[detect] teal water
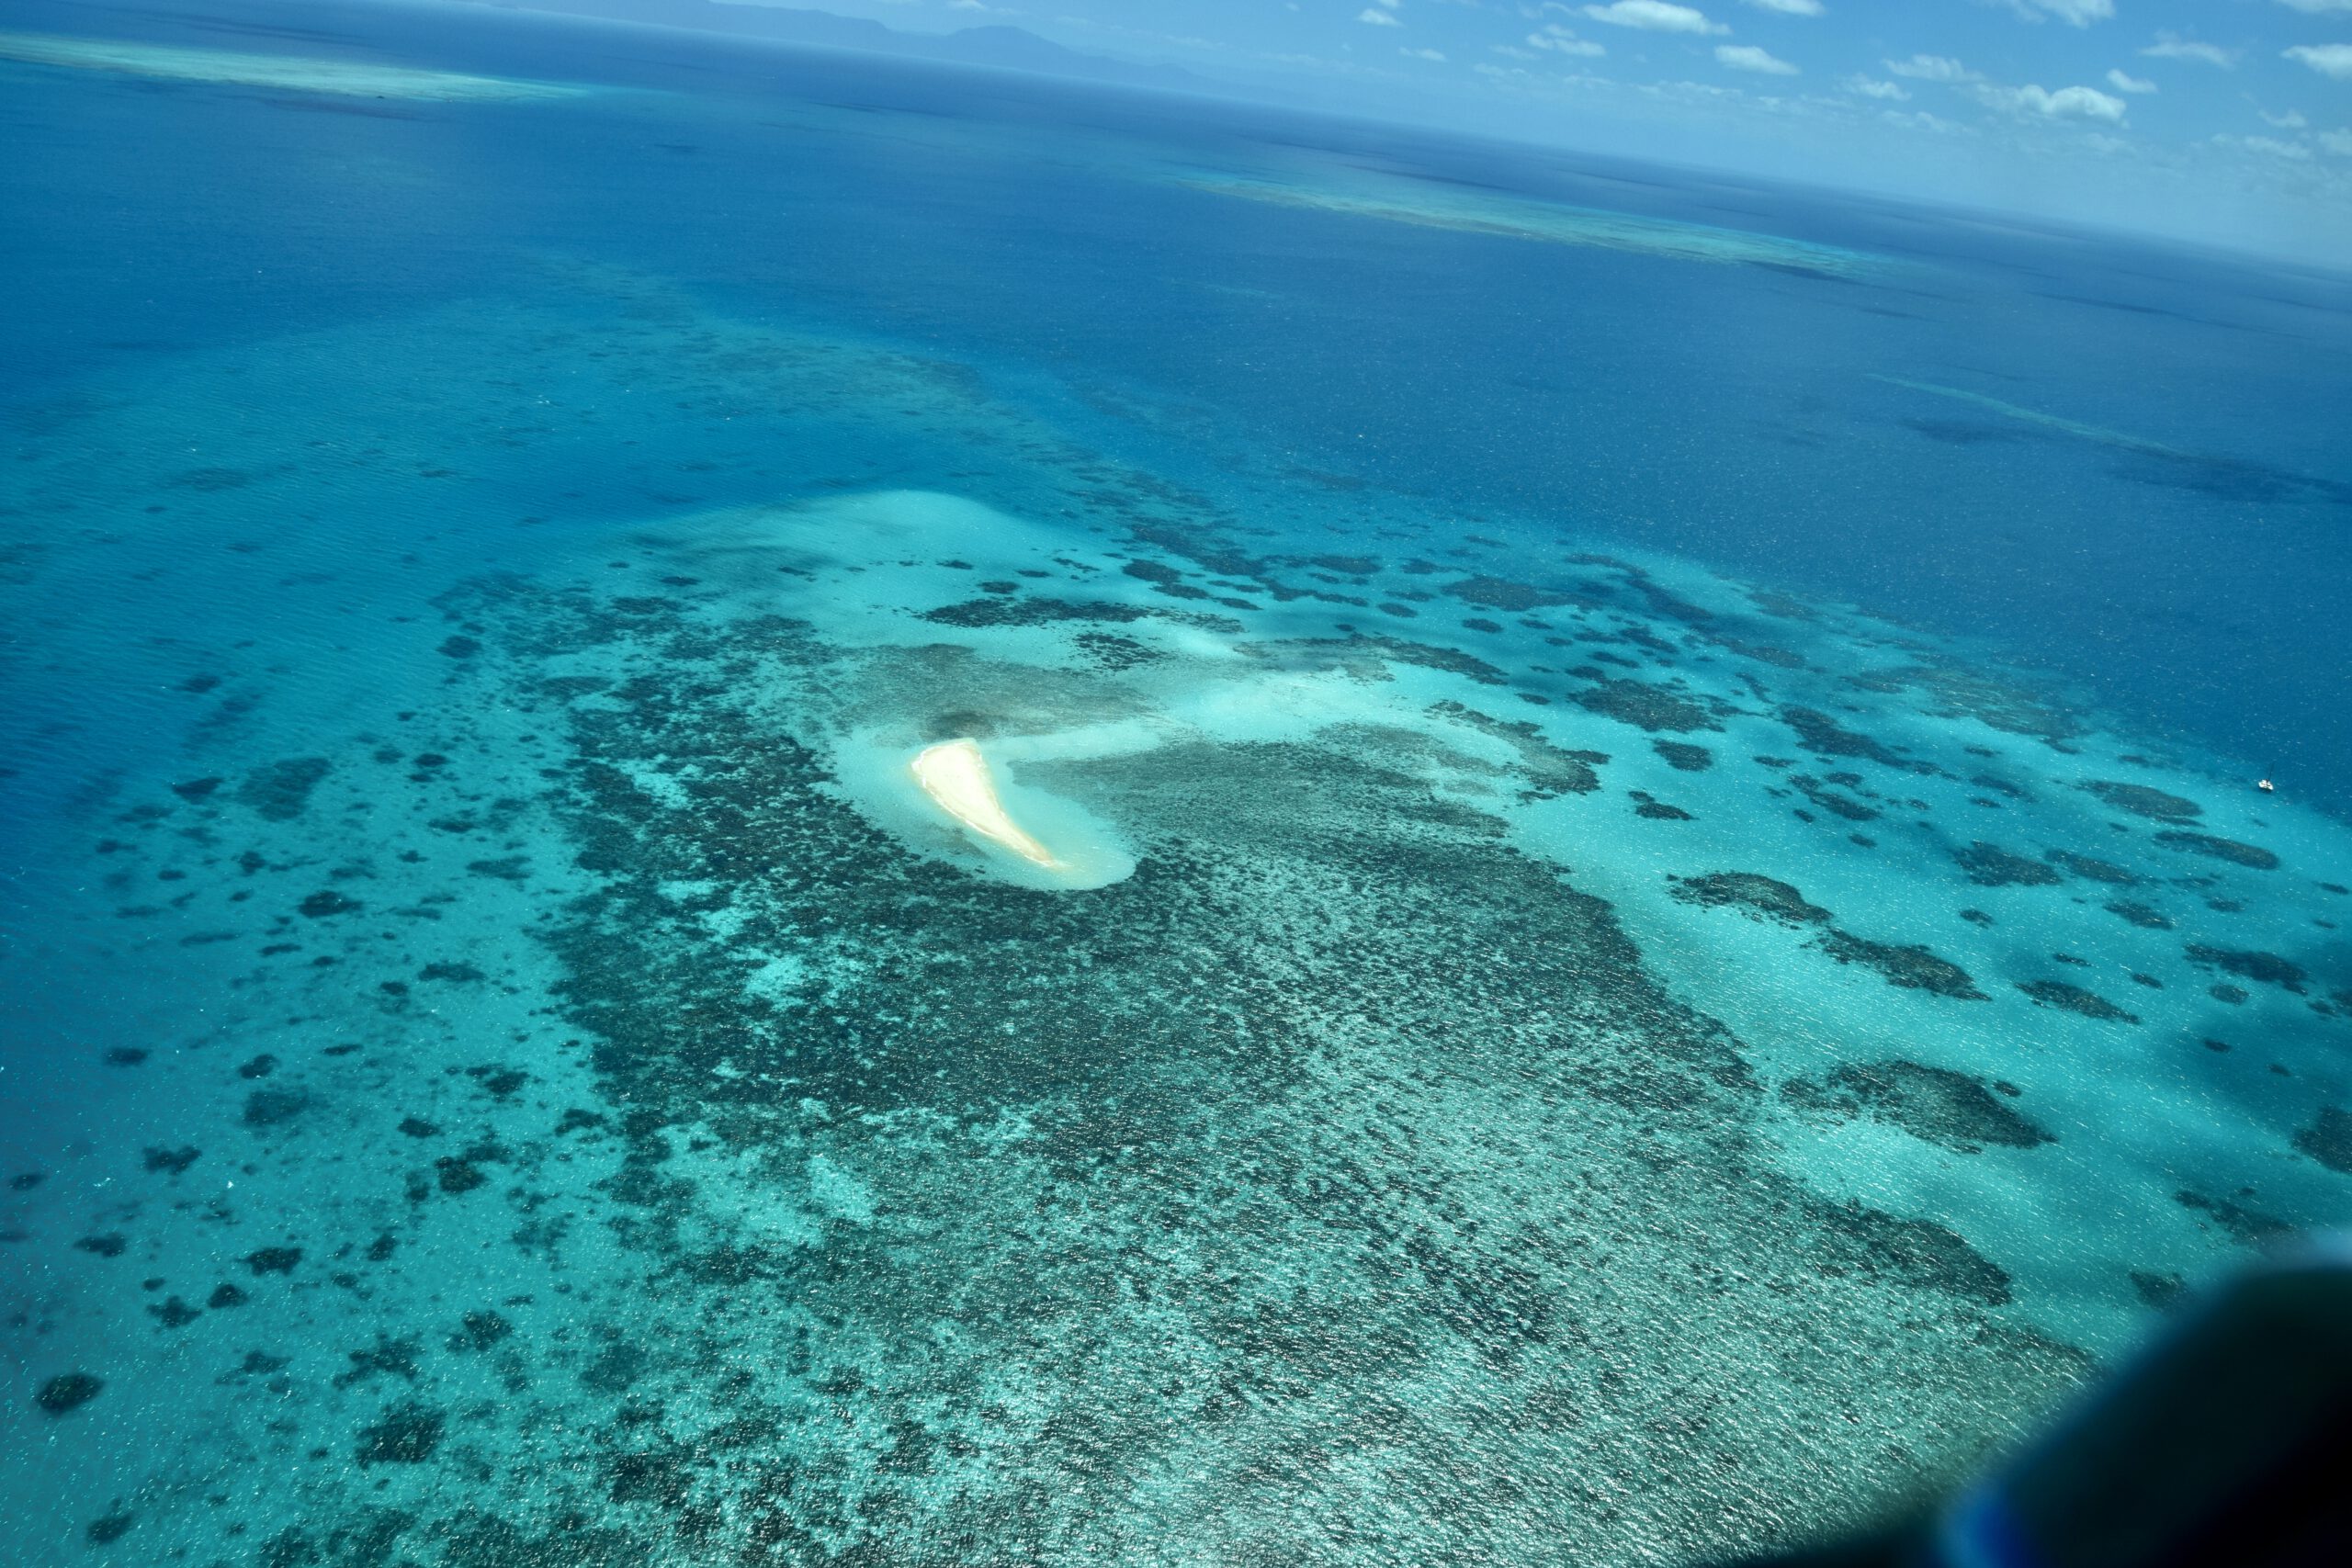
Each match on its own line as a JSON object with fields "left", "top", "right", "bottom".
{"left": 4, "top": 3, "right": 2351, "bottom": 1563}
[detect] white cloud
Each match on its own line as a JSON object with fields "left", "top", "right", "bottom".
{"left": 2000, "top": 0, "right": 2115, "bottom": 24}
{"left": 2213, "top": 133, "right": 2312, "bottom": 159}
{"left": 2141, "top": 33, "right": 2236, "bottom": 67}
{"left": 2285, "top": 43, "right": 2352, "bottom": 78}
{"left": 1741, "top": 0, "right": 1823, "bottom": 14}
{"left": 2277, "top": 0, "right": 2352, "bottom": 12}
{"left": 1884, "top": 54, "right": 1981, "bottom": 83}
{"left": 1977, "top": 82, "right": 2129, "bottom": 121}
{"left": 1883, "top": 108, "right": 1968, "bottom": 134}
{"left": 1579, "top": 1, "right": 1728, "bottom": 34}
{"left": 1845, "top": 74, "right": 1910, "bottom": 100}
{"left": 1529, "top": 26, "right": 1608, "bottom": 55}
{"left": 2321, "top": 128, "right": 2352, "bottom": 155}
{"left": 1716, "top": 43, "right": 1797, "bottom": 73}
{"left": 1401, "top": 45, "right": 1446, "bottom": 60}
{"left": 2104, "top": 68, "right": 2155, "bottom": 93}
{"left": 1357, "top": 6, "right": 1401, "bottom": 24}
{"left": 2262, "top": 107, "right": 2309, "bottom": 129}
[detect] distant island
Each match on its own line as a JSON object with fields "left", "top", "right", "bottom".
{"left": 460, "top": 0, "right": 1209, "bottom": 93}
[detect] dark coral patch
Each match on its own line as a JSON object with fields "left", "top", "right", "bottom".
{"left": 2153, "top": 831, "right": 2278, "bottom": 871}
{"left": 243, "top": 1088, "right": 309, "bottom": 1127}
{"left": 2045, "top": 850, "right": 2139, "bottom": 885}
{"left": 453, "top": 1310, "right": 514, "bottom": 1350}
{"left": 926, "top": 596, "right": 1239, "bottom": 636}
{"left": 1784, "top": 1061, "right": 2053, "bottom": 1153}
{"left": 1952, "top": 841, "right": 2062, "bottom": 887}
{"left": 2017, "top": 980, "right": 2139, "bottom": 1023}
{"left": 1346, "top": 635, "right": 1509, "bottom": 686}
{"left": 235, "top": 757, "right": 330, "bottom": 822}
{"left": 1442, "top": 574, "right": 1580, "bottom": 613}
{"left": 148, "top": 1295, "right": 202, "bottom": 1329}
{"left": 2184, "top": 945, "right": 2307, "bottom": 992}
{"left": 2175, "top": 1190, "right": 2294, "bottom": 1247}
{"left": 1854, "top": 665, "right": 2083, "bottom": 744}
{"left": 1669, "top": 873, "right": 1831, "bottom": 927}
{"left": 355, "top": 1402, "right": 446, "bottom": 1466}
{"left": 2083, "top": 781, "right": 2202, "bottom": 822}
{"left": 1781, "top": 706, "right": 1914, "bottom": 768}
{"left": 1816, "top": 931, "right": 1985, "bottom": 998}
{"left": 1653, "top": 740, "right": 1713, "bottom": 772}
{"left": 1428, "top": 701, "right": 1602, "bottom": 796}
{"left": 1071, "top": 631, "right": 1162, "bottom": 671}
{"left": 2292, "top": 1107, "right": 2352, "bottom": 1174}
{"left": 1572, "top": 678, "right": 1718, "bottom": 733}
{"left": 1813, "top": 1202, "right": 2012, "bottom": 1305}
{"left": 35, "top": 1372, "right": 103, "bottom": 1415}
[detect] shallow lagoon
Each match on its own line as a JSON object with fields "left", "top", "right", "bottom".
{"left": 3, "top": 3, "right": 2350, "bottom": 1564}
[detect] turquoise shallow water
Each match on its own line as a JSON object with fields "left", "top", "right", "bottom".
{"left": 4, "top": 3, "right": 2352, "bottom": 1564}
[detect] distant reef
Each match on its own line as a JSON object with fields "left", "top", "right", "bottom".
{"left": 464, "top": 0, "right": 1210, "bottom": 94}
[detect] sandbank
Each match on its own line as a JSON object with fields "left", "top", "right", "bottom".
{"left": 911, "top": 739, "right": 1061, "bottom": 868}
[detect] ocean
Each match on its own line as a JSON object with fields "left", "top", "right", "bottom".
{"left": 3, "top": 2, "right": 2349, "bottom": 1562}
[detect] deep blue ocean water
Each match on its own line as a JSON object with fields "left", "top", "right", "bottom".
{"left": 3, "top": 2, "right": 2350, "bottom": 1562}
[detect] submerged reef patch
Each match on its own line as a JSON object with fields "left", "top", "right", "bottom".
{"left": 1573, "top": 676, "right": 1720, "bottom": 732}
{"left": 1815, "top": 930, "right": 1987, "bottom": 998}
{"left": 1780, "top": 706, "right": 1914, "bottom": 767}
{"left": 2083, "top": 781, "right": 2202, "bottom": 823}
{"left": 236, "top": 757, "right": 331, "bottom": 822}
{"left": 2017, "top": 980, "right": 2140, "bottom": 1023}
{"left": 2154, "top": 830, "right": 2280, "bottom": 870}
{"left": 35, "top": 1372, "right": 104, "bottom": 1416}
{"left": 1668, "top": 872, "right": 1831, "bottom": 927}
{"left": 2293, "top": 1108, "right": 2352, "bottom": 1174}
{"left": 2184, "top": 945, "right": 2308, "bottom": 993}
{"left": 1953, "top": 841, "right": 2063, "bottom": 888}
{"left": 1784, "top": 1061, "right": 2052, "bottom": 1153}
{"left": 1428, "top": 700, "right": 1604, "bottom": 797}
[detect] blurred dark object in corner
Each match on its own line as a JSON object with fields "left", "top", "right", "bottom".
{"left": 1716, "top": 1239, "right": 2352, "bottom": 1568}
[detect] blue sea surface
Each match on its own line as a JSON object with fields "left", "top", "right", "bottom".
{"left": 3, "top": 2, "right": 2350, "bottom": 1563}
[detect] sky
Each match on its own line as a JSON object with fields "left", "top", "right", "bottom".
{"left": 749, "top": 0, "right": 2352, "bottom": 266}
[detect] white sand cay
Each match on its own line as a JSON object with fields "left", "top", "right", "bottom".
{"left": 912, "top": 739, "right": 1063, "bottom": 868}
